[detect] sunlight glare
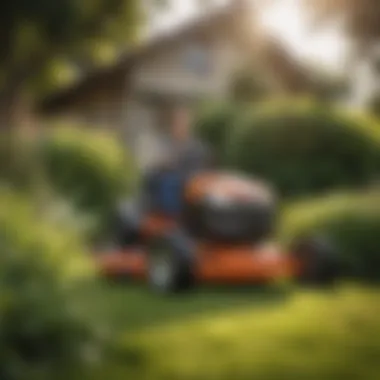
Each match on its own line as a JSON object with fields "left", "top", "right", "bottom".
{"left": 258, "top": 0, "right": 348, "bottom": 72}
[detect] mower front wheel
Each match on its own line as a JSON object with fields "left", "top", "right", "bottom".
{"left": 147, "top": 230, "right": 196, "bottom": 294}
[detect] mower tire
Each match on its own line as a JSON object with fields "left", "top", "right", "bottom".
{"left": 112, "top": 201, "right": 143, "bottom": 248}
{"left": 291, "top": 235, "right": 341, "bottom": 286}
{"left": 148, "top": 229, "right": 196, "bottom": 294}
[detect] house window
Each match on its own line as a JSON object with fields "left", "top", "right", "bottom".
{"left": 183, "top": 43, "right": 212, "bottom": 76}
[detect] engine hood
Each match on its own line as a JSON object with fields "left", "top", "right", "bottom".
{"left": 184, "top": 171, "right": 275, "bottom": 205}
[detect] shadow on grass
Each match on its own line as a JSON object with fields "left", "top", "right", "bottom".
{"left": 79, "top": 281, "right": 292, "bottom": 332}
{"left": 73, "top": 282, "right": 380, "bottom": 380}
{"left": 83, "top": 284, "right": 380, "bottom": 380}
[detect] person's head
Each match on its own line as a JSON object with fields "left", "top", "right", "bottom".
{"left": 170, "top": 105, "right": 192, "bottom": 142}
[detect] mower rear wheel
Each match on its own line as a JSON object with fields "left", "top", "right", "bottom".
{"left": 291, "top": 235, "right": 341, "bottom": 286}
{"left": 148, "top": 230, "right": 195, "bottom": 294}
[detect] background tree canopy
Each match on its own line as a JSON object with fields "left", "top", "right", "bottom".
{"left": 0, "top": 0, "right": 145, "bottom": 125}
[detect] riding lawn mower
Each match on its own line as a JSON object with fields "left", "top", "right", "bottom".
{"left": 97, "top": 170, "right": 340, "bottom": 294}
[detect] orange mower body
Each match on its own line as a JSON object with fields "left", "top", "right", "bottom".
{"left": 97, "top": 172, "right": 339, "bottom": 292}
{"left": 98, "top": 243, "right": 301, "bottom": 284}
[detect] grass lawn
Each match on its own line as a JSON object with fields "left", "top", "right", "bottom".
{"left": 82, "top": 283, "right": 380, "bottom": 380}
{"left": 82, "top": 282, "right": 289, "bottom": 331}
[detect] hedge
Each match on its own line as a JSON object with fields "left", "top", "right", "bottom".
{"left": 0, "top": 130, "right": 37, "bottom": 191}
{"left": 227, "top": 100, "right": 380, "bottom": 198}
{"left": 40, "top": 127, "right": 137, "bottom": 232}
{"left": 0, "top": 190, "right": 107, "bottom": 379}
{"left": 194, "top": 102, "right": 242, "bottom": 166}
{"left": 278, "top": 190, "right": 380, "bottom": 281}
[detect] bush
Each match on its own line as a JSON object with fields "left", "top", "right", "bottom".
{"left": 0, "top": 130, "right": 37, "bottom": 191}
{"left": 0, "top": 190, "right": 107, "bottom": 379}
{"left": 231, "top": 69, "right": 273, "bottom": 103}
{"left": 278, "top": 190, "right": 380, "bottom": 281}
{"left": 194, "top": 102, "right": 243, "bottom": 166}
{"left": 40, "top": 127, "right": 137, "bottom": 232}
{"left": 227, "top": 100, "right": 380, "bottom": 198}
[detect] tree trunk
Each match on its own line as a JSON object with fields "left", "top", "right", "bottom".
{"left": 0, "top": 79, "right": 45, "bottom": 206}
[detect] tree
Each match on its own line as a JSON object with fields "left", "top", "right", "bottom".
{"left": 231, "top": 68, "right": 273, "bottom": 103}
{"left": 0, "top": 0, "right": 146, "bottom": 128}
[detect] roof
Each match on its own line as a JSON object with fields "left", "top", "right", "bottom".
{"left": 40, "top": 2, "right": 246, "bottom": 114}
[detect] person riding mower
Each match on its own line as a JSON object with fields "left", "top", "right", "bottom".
{"left": 99, "top": 164, "right": 341, "bottom": 293}
{"left": 97, "top": 107, "right": 341, "bottom": 293}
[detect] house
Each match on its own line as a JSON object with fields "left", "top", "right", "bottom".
{"left": 40, "top": 1, "right": 261, "bottom": 168}
{"left": 40, "top": 1, "right": 311, "bottom": 169}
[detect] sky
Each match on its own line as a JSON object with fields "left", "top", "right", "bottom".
{"left": 148, "top": 0, "right": 350, "bottom": 73}
{"left": 258, "top": 0, "right": 349, "bottom": 72}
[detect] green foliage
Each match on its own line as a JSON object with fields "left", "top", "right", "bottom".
{"left": 194, "top": 102, "right": 243, "bottom": 166}
{"left": 0, "top": 0, "right": 143, "bottom": 108}
{"left": 0, "top": 190, "right": 106, "bottom": 380}
{"left": 227, "top": 100, "right": 380, "bottom": 198}
{"left": 0, "top": 0, "right": 142, "bottom": 66}
{"left": 40, "top": 127, "right": 137, "bottom": 231}
{"left": 279, "top": 190, "right": 380, "bottom": 280}
{"left": 0, "top": 126, "right": 137, "bottom": 239}
{"left": 231, "top": 69, "right": 273, "bottom": 103}
{"left": 0, "top": 131, "right": 35, "bottom": 190}
{"left": 369, "top": 94, "right": 380, "bottom": 119}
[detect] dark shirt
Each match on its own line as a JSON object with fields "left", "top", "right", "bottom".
{"left": 142, "top": 137, "right": 212, "bottom": 214}
{"left": 162, "top": 137, "right": 211, "bottom": 174}
{"left": 144, "top": 168, "right": 183, "bottom": 216}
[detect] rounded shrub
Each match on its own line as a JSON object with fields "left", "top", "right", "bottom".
{"left": 0, "top": 190, "right": 106, "bottom": 379}
{"left": 194, "top": 102, "right": 243, "bottom": 166}
{"left": 278, "top": 190, "right": 380, "bottom": 281}
{"left": 0, "top": 130, "right": 37, "bottom": 191}
{"left": 40, "top": 127, "right": 137, "bottom": 229}
{"left": 227, "top": 100, "right": 380, "bottom": 198}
